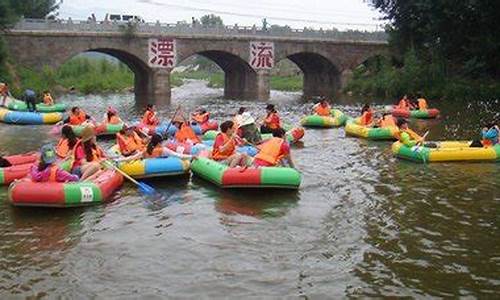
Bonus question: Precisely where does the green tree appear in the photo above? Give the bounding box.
[9,0,62,19]
[199,14,224,27]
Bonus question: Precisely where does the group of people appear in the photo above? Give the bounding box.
[397,94,429,111]
[0,83,56,112]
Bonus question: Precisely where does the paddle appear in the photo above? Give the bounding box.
[161,105,182,139]
[102,160,156,196]
[413,130,430,151]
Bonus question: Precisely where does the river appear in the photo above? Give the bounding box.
[0,80,499,298]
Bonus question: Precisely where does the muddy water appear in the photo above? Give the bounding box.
[0,80,498,298]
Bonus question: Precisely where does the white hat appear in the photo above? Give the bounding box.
[239,112,255,126]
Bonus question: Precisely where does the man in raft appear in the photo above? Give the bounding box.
[312,98,332,116]
[191,108,210,124]
[142,104,160,126]
[23,89,37,112]
[63,106,93,126]
[212,120,251,168]
[116,125,148,156]
[395,118,424,147]
[253,128,296,168]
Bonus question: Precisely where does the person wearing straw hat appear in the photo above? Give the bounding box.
[71,126,107,180]
[31,144,79,182]
[238,110,262,145]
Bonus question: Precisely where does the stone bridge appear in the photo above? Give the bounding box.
[4,19,388,105]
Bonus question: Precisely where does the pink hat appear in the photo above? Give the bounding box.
[107,106,117,114]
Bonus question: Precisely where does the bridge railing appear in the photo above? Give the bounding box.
[11,18,388,42]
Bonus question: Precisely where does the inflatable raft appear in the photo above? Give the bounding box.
[392,141,500,163]
[345,118,398,140]
[195,120,219,133]
[136,122,202,137]
[72,123,124,137]
[0,152,39,185]
[300,109,347,127]
[3,97,67,112]
[8,169,123,207]
[0,107,62,125]
[191,156,301,189]
[391,108,440,119]
[108,145,191,178]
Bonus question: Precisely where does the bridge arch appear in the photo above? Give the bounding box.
[278,52,342,98]
[176,49,258,100]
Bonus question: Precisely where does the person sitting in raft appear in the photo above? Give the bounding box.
[396,118,425,147]
[253,128,295,168]
[417,95,428,111]
[31,144,79,183]
[103,106,122,124]
[23,89,37,112]
[71,126,107,181]
[233,107,247,127]
[42,90,54,106]
[63,106,93,126]
[172,115,201,144]
[191,108,210,124]
[142,104,160,126]
[397,95,412,110]
[0,82,10,106]
[359,104,374,126]
[312,98,332,116]
[56,125,80,159]
[377,113,397,128]
[212,120,251,168]
[260,104,282,134]
[140,134,192,159]
[116,125,147,156]
[481,122,499,147]
[237,109,262,145]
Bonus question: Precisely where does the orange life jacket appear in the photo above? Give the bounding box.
[192,112,209,124]
[254,137,285,166]
[398,99,408,110]
[418,98,428,110]
[117,132,145,155]
[380,115,397,128]
[265,112,281,129]
[142,110,158,126]
[144,145,165,158]
[212,133,236,160]
[360,110,373,126]
[314,104,331,116]
[175,124,201,143]
[48,165,58,182]
[73,141,105,164]
[107,115,121,124]
[43,93,54,105]
[69,111,87,125]
[482,139,493,147]
[55,138,78,158]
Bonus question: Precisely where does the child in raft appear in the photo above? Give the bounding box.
[253,128,296,168]
[56,125,80,159]
[42,90,54,106]
[212,120,251,168]
[312,98,332,116]
[31,144,79,183]
[359,104,374,126]
[395,118,426,148]
[119,134,192,161]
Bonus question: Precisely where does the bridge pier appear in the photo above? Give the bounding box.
[150,69,171,106]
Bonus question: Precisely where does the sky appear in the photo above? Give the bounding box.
[58,0,385,31]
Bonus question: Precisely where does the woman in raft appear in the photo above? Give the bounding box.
[211,120,251,168]
[142,104,160,126]
[71,126,107,181]
[253,128,296,168]
[359,104,374,126]
[55,125,80,159]
[31,144,79,183]
[63,106,93,126]
[260,104,282,134]
[116,125,148,156]
[102,106,123,125]
[118,133,192,161]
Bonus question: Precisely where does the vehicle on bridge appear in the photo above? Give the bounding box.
[108,14,144,23]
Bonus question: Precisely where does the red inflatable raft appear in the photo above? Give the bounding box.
[8,169,123,207]
[0,152,39,185]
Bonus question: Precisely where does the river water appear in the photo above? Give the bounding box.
[0,80,499,298]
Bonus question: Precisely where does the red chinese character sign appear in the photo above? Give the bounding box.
[250,41,274,69]
[149,38,176,68]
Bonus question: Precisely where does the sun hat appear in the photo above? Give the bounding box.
[240,112,255,126]
[80,126,95,142]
